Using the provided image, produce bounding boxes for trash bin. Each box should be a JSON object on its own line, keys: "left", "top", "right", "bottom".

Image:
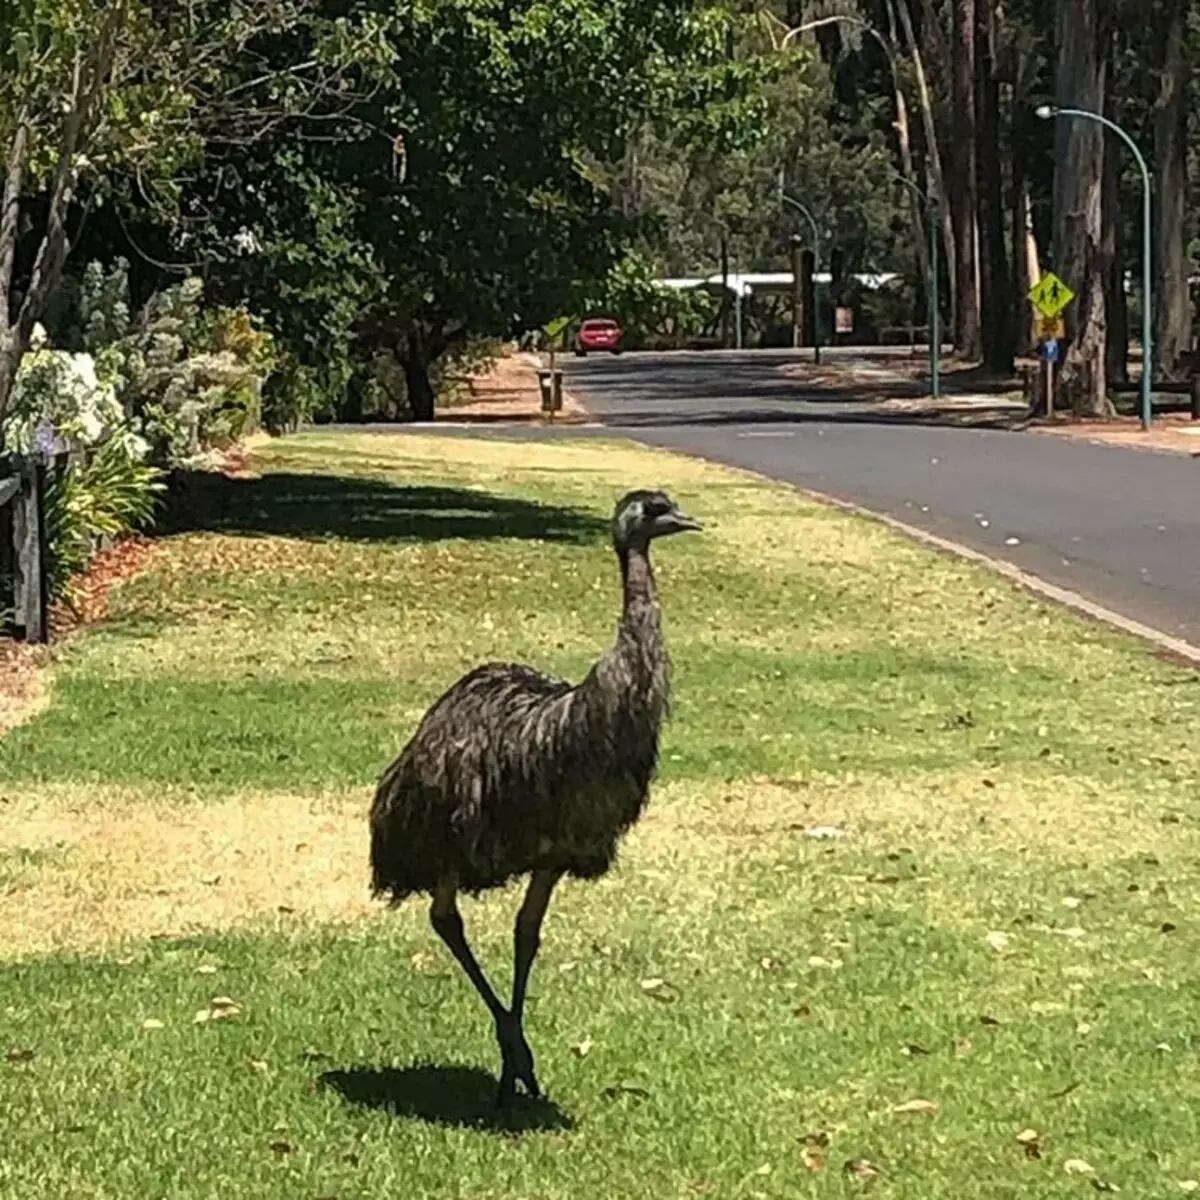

{"left": 538, "top": 369, "right": 563, "bottom": 413}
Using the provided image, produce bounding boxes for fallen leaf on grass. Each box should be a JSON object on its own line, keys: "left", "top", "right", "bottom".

{"left": 806, "top": 825, "right": 848, "bottom": 840}
{"left": 195, "top": 964, "right": 219, "bottom": 975}
{"left": 601, "top": 1084, "right": 650, "bottom": 1102}
{"left": 891, "top": 1098, "right": 938, "bottom": 1115}
{"left": 844, "top": 1158, "right": 881, "bottom": 1178}
{"left": 5, "top": 1047, "right": 34, "bottom": 1063}
{"left": 1016, "top": 1129, "right": 1042, "bottom": 1159}
{"left": 248, "top": 1058, "right": 269, "bottom": 1073}
{"left": 1064, "top": 1159, "right": 1095, "bottom": 1175}
{"left": 901, "top": 1043, "right": 931, "bottom": 1057}
{"left": 268, "top": 1139, "right": 293, "bottom": 1157}
{"left": 980, "top": 1014, "right": 1002, "bottom": 1027}
{"left": 141, "top": 1018, "right": 165, "bottom": 1031}
{"left": 985, "top": 931, "right": 1010, "bottom": 951}
{"left": 570, "top": 1037, "right": 592, "bottom": 1058}
{"left": 807, "top": 955, "right": 843, "bottom": 970}
{"left": 639, "top": 978, "right": 678, "bottom": 1002}
{"left": 1091, "top": 1181, "right": 1120, "bottom": 1193}
{"left": 802, "top": 1147, "right": 825, "bottom": 1171}
{"left": 1178, "top": 1182, "right": 1199, "bottom": 1193}
{"left": 759, "top": 956, "right": 783, "bottom": 972}
{"left": 301, "top": 1048, "right": 331, "bottom": 1063}
{"left": 1048, "top": 1081, "right": 1081, "bottom": 1099}
{"left": 194, "top": 996, "right": 241, "bottom": 1024}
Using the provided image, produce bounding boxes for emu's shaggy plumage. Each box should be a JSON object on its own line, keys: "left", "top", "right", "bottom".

{"left": 368, "top": 488, "right": 700, "bottom": 1107}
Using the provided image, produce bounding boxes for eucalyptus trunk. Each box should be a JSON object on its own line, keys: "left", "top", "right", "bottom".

{"left": 1153, "top": 0, "right": 1192, "bottom": 379}
{"left": 1052, "top": 0, "right": 1113, "bottom": 417}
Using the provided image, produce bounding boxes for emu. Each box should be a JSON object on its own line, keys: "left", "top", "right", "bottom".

{"left": 369, "top": 488, "right": 701, "bottom": 1107}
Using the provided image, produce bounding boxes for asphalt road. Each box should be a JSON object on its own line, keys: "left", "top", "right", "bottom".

{"left": 557, "top": 349, "right": 1200, "bottom": 647}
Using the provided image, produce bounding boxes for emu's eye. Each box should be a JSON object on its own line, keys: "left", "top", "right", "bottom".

{"left": 643, "top": 496, "right": 671, "bottom": 519}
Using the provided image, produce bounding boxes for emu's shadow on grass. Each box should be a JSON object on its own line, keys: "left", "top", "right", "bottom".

{"left": 319, "top": 1063, "right": 574, "bottom": 1133}
{"left": 157, "top": 471, "right": 608, "bottom": 546}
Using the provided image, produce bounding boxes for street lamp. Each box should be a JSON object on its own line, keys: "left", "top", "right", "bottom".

{"left": 778, "top": 173, "right": 823, "bottom": 364}
{"left": 1036, "top": 102, "right": 1153, "bottom": 431}
{"left": 891, "top": 172, "right": 941, "bottom": 400}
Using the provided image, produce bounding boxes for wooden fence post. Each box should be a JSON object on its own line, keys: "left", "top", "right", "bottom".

{"left": 7, "top": 454, "right": 49, "bottom": 643}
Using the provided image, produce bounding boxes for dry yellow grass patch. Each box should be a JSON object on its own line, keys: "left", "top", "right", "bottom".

{"left": 267, "top": 430, "right": 751, "bottom": 495}
{"left": 0, "top": 785, "right": 376, "bottom": 959}
{"left": 3, "top": 763, "right": 1185, "bottom": 961}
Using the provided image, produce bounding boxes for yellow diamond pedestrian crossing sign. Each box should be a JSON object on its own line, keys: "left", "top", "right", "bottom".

{"left": 1028, "top": 272, "right": 1075, "bottom": 320}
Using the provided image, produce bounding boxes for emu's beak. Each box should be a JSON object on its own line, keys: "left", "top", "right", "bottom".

{"left": 664, "top": 507, "right": 702, "bottom": 534}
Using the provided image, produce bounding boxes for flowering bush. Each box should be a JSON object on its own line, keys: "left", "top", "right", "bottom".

{"left": 80, "top": 267, "right": 276, "bottom": 468}
{"left": 2, "top": 323, "right": 162, "bottom": 607}
{"left": 3, "top": 324, "right": 148, "bottom": 460}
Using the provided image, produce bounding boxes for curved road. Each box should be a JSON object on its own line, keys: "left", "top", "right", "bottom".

{"left": 560, "top": 349, "right": 1200, "bottom": 648}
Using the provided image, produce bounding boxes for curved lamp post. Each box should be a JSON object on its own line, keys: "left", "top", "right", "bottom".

{"left": 891, "top": 172, "right": 941, "bottom": 399}
{"left": 1036, "top": 103, "right": 1153, "bottom": 430}
{"left": 778, "top": 177, "right": 823, "bottom": 364}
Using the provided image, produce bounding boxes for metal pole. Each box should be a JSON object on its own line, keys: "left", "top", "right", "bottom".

{"left": 929, "top": 198, "right": 941, "bottom": 399}
{"left": 1042, "top": 105, "right": 1153, "bottom": 430}
{"left": 1141, "top": 165, "right": 1152, "bottom": 432}
{"left": 780, "top": 190, "right": 822, "bottom": 364}
{"left": 891, "top": 171, "right": 941, "bottom": 399}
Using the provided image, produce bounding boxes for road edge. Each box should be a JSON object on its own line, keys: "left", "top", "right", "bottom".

{"left": 800, "top": 484, "right": 1200, "bottom": 669}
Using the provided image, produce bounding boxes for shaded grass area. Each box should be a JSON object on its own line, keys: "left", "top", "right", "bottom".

{"left": 3, "top": 430, "right": 1200, "bottom": 1197}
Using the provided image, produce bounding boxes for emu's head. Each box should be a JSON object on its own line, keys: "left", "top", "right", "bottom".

{"left": 612, "top": 489, "right": 702, "bottom": 551}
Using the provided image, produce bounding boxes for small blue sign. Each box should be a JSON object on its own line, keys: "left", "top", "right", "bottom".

{"left": 1038, "top": 338, "right": 1061, "bottom": 363}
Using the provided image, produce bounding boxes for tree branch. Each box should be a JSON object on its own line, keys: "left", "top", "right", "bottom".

{"left": 16, "top": 18, "right": 120, "bottom": 343}
{"left": 0, "top": 117, "right": 29, "bottom": 332}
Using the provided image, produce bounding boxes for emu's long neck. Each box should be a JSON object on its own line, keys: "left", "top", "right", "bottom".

{"left": 611, "top": 545, "right": 668, "bottom": 703}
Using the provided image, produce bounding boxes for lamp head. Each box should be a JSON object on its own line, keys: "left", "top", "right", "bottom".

{"left": 1035, "top": 104, "right": 1056, "bottom": 120}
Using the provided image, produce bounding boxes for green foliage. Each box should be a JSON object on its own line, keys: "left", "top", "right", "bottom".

{"left": 581, "top": 249, "right": 716, "bottom": 348}
{"left": 175, "top": 0, "right": 772, "bottom": 417}
{"left": 42, "top": 436, "right": 163, "bottom": 603}
{"left": 74, "top": 264, "right": 276, "bottom": 468}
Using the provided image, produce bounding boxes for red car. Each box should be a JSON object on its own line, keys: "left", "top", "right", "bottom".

{"left": 574, "top": 316, "right": 622, "bottom": 356}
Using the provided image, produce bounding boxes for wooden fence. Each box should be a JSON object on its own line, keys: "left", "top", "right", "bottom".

{"left": 0, "top": 453, "right": 49, "bottom": 643}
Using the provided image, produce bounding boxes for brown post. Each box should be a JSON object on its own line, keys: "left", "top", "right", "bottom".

{"left": 790, "top": 235, "right": 803, "bottom": 350}
{"left": 12, "top": 456, "right": 49, "bottom": 643}
{"left": 798, "top": 248, "right": 815, "bottom": 350}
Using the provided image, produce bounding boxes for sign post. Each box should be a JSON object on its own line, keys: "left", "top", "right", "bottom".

{"left": 1027, "top": 274, "right": 1075, "bottom": 420}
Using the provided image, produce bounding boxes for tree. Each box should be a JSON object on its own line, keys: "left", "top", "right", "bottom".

{"left": 0, "top": 0, "right": 386, "bottom": 446}
{"left": 951, "top": 0, "right": 982, "bottom": 359}
{"left": 1152, "top": 0, "right": 1192, "bottom": 379}
{"left": 1051, "top": 0, "right": 1113, "bottom": 417}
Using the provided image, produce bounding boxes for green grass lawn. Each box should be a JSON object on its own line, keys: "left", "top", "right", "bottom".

{"left": 2, "top": 430, "right": 1200, "bottom": 1198}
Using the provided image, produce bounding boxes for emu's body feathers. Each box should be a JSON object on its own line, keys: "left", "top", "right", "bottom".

{"left": 369, "top": 547, "right": 669, "bottom": 900}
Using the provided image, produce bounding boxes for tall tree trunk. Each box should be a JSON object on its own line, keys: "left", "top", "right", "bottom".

{"left": 1153, "top": 0, "right": 1192, "bottom": 379}
{"left": 1053, "top": 0, "right": 1113, "bottom": 417}
{"left": 952, "top": 0, "right": 982, "bottom": 359}
{"left": 1010, "top": 67, "right": 1035, "bottom": 359}
{"left": 894, "top": 0, "right": 956, "bottom": 335}
{"left": 402, "top": 328, "right": 436, "bottom": 422}
{"left": 1103, "top": 35, "right": 1129, "bottom": 385}
{"left": 976, "top": 0, "right": 1012, "bottom": 373}
{"left": 0, "top": 338, "right": 17, "bottom": 453}
{"left": 881, "top": 0, "right": 929, "bottom": 290}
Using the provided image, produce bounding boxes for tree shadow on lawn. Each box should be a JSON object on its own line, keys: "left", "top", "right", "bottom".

{"left": 320, "top": 1062, "right": 574, "bottom": 1133}
{"left": 157, "top": 470, "right": 609, "bottom": 545}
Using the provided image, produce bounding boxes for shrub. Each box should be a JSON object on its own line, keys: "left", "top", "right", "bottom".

{"left": 2, "top": 323, "right": 163, "bottom": 607}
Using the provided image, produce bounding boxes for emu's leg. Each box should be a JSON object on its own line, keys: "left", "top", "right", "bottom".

{"left": 495, "top": 869, "right": 562, "bottom": 1107}
{"left": 429, "top": 878, "right": 506, "bottom": 1024}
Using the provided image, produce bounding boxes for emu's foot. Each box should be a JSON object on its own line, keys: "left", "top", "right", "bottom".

{"left": 494, "top": 1016, "right": 540, "bottom": 1108}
